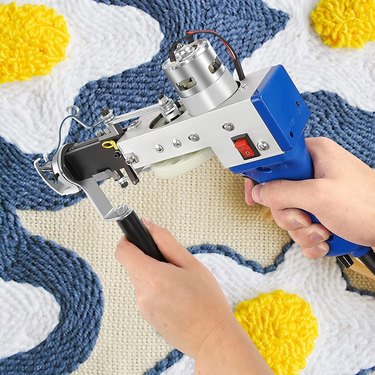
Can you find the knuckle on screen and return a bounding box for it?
[311,180,334,213]
[135,293,147,312]
[265,180,283,207]
[272,210,291,230]
[317,137,335,149]
[288,228,313,248]
[135,293,152,316]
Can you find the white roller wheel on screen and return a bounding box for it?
[151,148,214,179]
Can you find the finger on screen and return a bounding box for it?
[115,236,161,279]
[288,223,331,248]
[271,208,311,231]
[305,137,338,178]
[301,243,330,259]
[251,178,325,211]
[142,219,197,268]
[244,179,256,206]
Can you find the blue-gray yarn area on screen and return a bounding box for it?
[0,201,104,374]
[145,242,375,375]
[303,91,375,168]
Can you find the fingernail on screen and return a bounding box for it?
[311,243,329,257]
[252,184,264,203]
[311,231,326,243]
[142,217,153,227]
[245,190,254,206]
[291,217,310,228]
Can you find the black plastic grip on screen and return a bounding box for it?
[359,251,375,276]
[117,210,166,262]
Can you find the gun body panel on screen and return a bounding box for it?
[33,35,374,270]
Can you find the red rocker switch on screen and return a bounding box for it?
[232,134,260,160]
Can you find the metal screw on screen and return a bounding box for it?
[155,144,164,152]
[95,130,104,137]
[222,122,235,132]
[257,140,270,151]
[117,177,128,189]
[188,133,200,142]
[125,154,138,164]
[114,151,122,158]
[100,108,110,117]
[172,139,182,148]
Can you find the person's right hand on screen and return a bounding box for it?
[244,137,375,258]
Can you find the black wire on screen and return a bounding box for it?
[184,30,246,80]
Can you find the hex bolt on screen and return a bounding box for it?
[222,122,235,132]
[257,140,270,151]
[188,133,200,142]
[172,139,182,148]
[155,144,164,152]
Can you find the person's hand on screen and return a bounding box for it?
[244,137,375,259]
[115,220,271,374]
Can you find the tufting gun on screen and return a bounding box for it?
[35,30,375,275]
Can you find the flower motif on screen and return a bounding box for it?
[148,243,375,374]
[311,0,375,48]
[234,290,319,373]
[0,0,163,154]
[0,3,70,84]
[0,279,60,359]
[241,0,375,112]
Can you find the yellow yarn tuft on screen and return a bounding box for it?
[311,0,375,48]
[234,290,318,375]
[0,3,70,84]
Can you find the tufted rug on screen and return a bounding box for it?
[0,0,374,374]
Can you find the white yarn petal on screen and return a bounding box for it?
[163,355,195,374]
[161,244,375,374]
[0,0,163,154]
[241,0,375,112]
[0,279,60,359]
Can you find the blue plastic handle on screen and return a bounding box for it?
[236,136,371,258]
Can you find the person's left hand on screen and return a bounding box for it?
[115,219,236,359]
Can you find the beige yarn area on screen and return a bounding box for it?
[18,157,375,374]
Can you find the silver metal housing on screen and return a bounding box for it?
[162,39,238,116]
[117,67,284,170]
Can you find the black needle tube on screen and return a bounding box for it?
[359,250,375,277]
[117,210,166,262]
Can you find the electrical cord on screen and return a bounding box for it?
[47,114,103,162]
[168,29,246,80]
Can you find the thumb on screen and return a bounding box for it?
[142,219,197,268]
[251,179,323,212]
